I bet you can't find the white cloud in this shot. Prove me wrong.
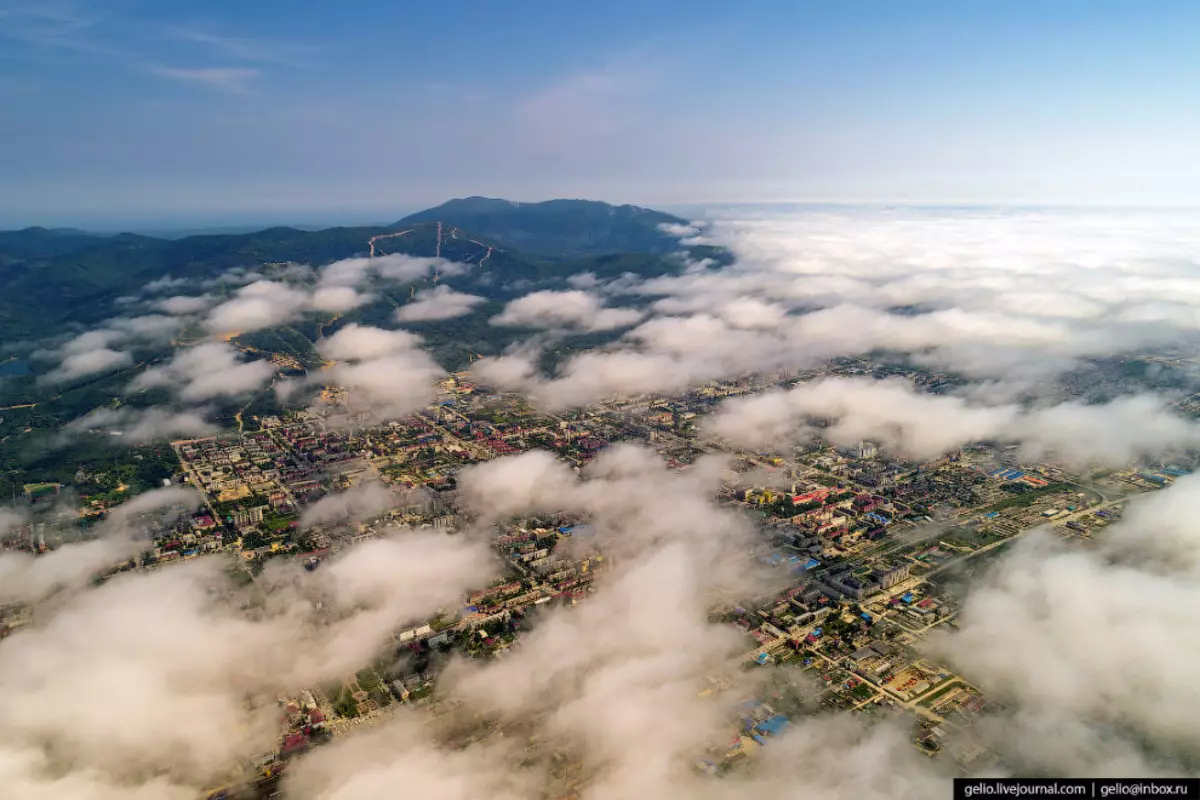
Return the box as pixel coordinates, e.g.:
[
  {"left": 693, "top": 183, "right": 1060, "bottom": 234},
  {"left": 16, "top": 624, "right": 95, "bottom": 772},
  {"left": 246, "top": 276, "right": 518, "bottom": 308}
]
[
  {"left": 299, "top": 481, "right": 400, "bottom": 528},
  {"left": 0, "top": 522, "right": 500, "bottom": 796},
  {"left": 203, "top": 280, "right": 310, "bottom": 335},
  {"left": 705, "top": 376, "right": 1200, "bottom": 467},
  {"left": 40, "top": 315, "right": 182, "bottom": 383},
  {"left": 44, "top": 346, "right": 132, "bottom": 383},
  {"left": 395, "top": 285, "right": 485, "bottom": 322},
  {"left": 313, "top": 324, "right": 444, "bottom": 419},
  {"left": 928, "top": 473, "right": 1200, "bottom": 773},
  {"left": 131, "top": 342, "right": 275, "bottom": 401},
  {"left": 492, "top": 290, "right": 643, "bottom": 332},
  {"left": 153, "top": 294, "right": 213, "bottom": 315},
  {"left": 309, "top": 284, "right": 375, "bottom": 313},
  {"left": 0, "top": 486, "right": 201, "bottom": 603},
  {"left": 151, "top": 66, "right": 261, "bottom": 93},
  {"left": 66, "top": 407, "right": 216, "bottom": 443},
  {"left": 476, "top": 208, "right": 1200, "bottom": 408}
]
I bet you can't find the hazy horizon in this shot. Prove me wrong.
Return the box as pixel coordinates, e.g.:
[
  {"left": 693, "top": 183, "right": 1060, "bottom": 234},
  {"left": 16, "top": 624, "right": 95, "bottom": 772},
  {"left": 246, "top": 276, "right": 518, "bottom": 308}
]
[
  {"left": 15, "top": 198, "right": 1200, "bottom": 236},
  {"left": 5, "top": 0, "right": 1200, "bottom": 227}
]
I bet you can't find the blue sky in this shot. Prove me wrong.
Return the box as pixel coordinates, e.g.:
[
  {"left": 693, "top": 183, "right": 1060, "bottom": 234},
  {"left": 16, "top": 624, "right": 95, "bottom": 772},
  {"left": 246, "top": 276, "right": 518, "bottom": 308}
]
[{"left": 2, "top": 0, "right": 1199, "bottom": 228}]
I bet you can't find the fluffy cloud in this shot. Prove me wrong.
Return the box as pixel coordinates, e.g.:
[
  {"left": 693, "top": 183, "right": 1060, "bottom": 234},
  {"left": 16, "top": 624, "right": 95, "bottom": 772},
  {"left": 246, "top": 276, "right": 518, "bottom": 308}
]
[
  {"left": 324, "top": 254, "right": 450, "bottom": 286},
  {"left": 300, "top": 480, "right": 401, "bottom": 528},
  {"left": 309, "top": 284, "right": 375, "bottom": 313},
  {"left": 473, "top": 208, "right": 1200, "bottom": 408},
  {"left": 0, "top": 522, "right": 499, "bottom": 796},
  {"left": 313, "top": 324, "right": 444, "bottom": 420},
  {"left": 40, "top": 315, "right": 182, "bottom": 383},
  {"left": 106, "top": 314, "right": 180, "bottom": 340},
  {"left": 6, "top": 436, "right": 1200, "bottom": 797},
  {"left": 704, "top": 377, "right": 1200, "bottom": 466},
  {"left": 319, "top": 253, "right": 465, "bottom": 290},
  {"left": 153, "top": 294, "right": 214, "bottom": 315},
  {"left": 132, "top": 342, "right": 275, "bottom": 402},
  {"left": 286, "top": 721, "right": 537, "bottom": 800},
  {"left": 65, "top": 406, "right": 216, "bottom": 443},
  {"left": 204, "top": 280, "right": 311, "bottom": 335},
  {"left": 928, "top": 473, "right": 1200, "bottom": 774},
  {"left": 0, "top": 486, "right": 200, "bottom": 603},
  {"left": 44, "top": 346, "right": 132, "bottom": 383},
  {"left": 492, "top": 290, "right": 644, "bottom": 332},
  {"left": 199, "top": 254, "right": 468, "bottom": 334},
  {"left": 143, "top": 275, "right": 192, "bottom": 293},
  {"left": 395, "top": 285, "right": 486, "bottom": 322},
  {"left": 15, "top": 207, "right": 1200, "bottom": 797},
  {"left": 317, "top": 324, "right": 423, "bottom": 361}
]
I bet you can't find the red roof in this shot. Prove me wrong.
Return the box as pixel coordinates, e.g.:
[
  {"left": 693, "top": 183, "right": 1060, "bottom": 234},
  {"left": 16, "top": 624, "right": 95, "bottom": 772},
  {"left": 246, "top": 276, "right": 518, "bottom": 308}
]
[{"left": 281, "top": 733, "right": 309, "bottom": 754}]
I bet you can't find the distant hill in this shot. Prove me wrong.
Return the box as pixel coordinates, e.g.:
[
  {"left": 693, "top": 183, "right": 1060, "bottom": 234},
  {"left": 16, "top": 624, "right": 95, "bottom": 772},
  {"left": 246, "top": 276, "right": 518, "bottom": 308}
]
[
  {"left": 398, "top": 197, "right": 687, "bottom": 259},
  {"left": 0, "top": 226, "right": 388, "bottom": 337},
  {"left": 0, "top": 227, "right": 111, "bottom": 260},
  {"left": 0, "top": 198, "right": 716, "bottom": 342}
]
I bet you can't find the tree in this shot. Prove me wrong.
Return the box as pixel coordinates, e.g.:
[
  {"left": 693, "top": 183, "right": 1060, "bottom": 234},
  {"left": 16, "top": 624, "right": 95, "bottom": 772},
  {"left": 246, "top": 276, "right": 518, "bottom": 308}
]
[{"left": 240, "top": 529, "right": 268, "bottom": 550}]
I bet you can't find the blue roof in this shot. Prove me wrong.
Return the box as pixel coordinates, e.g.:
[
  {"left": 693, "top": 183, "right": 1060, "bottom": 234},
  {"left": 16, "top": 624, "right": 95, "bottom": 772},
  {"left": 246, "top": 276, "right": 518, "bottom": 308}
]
[{"left": 756, "top": 715, "right": 791, "bottom": 737}]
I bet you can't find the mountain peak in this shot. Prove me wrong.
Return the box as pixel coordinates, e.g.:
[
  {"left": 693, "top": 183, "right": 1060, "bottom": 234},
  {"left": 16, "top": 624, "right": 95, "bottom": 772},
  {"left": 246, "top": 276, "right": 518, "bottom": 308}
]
[{"left": 397, "top": 197, "right": 686, "bottom": 259}]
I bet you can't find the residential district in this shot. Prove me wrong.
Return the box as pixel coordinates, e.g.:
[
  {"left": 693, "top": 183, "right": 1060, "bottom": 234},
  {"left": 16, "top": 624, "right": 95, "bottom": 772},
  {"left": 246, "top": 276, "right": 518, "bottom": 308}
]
[{"left": 2, "top": 356, "right": 1196, "bottom": 799}]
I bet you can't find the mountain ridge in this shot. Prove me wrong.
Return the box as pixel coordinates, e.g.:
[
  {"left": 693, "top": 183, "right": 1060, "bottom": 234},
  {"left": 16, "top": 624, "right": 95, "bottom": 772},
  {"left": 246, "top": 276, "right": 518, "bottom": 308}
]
[
  {"left": 0, "top": 198, "right": 718, "bottom": 341},
  {"left": 397, "top": 197, "right": 686, "bottom": 259}
]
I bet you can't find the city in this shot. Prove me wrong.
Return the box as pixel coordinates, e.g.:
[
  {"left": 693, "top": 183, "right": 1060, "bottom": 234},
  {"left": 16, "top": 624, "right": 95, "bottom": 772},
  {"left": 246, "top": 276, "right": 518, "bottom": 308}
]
[{"left": 4, "top": 353, "right": 1189, "bottom": 798}]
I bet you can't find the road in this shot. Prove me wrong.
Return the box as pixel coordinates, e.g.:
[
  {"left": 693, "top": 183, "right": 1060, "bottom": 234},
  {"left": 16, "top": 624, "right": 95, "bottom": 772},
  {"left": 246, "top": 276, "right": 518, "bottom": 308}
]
[
  {"left": 169, "top": 439, "right": 226, "bottom": 526},
  {"left": 925, "top": 494, "right": 1142, "bottom": 579},
  {"left": 367, "top": 229, "right": 414, "bottom": 257},
  {"left": 469, "top": 239, "right": 495, "bottom": 266}
]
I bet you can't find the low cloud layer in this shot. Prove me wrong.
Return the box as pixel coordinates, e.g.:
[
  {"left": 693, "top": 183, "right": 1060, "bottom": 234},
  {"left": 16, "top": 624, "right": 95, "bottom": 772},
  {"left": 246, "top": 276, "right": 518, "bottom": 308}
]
[
  {"left": 928, "top": 472, "right": 1200, "bottom": 775},
  {"left": 492, "top": 290, "right": 644, "bottom": 332},
  {"left": 204, "top": 280, "right": 312, "bottom": 335},
  {"left": 39, "top": 315, "right": 181, "bottom": 383},
  {"left": 299, "top": 480, "right": 401, "bottom": 528},
  {"left": 3, "top": 441, "right": 1200, "bottom": 797},
  {"left": 201, "top": 254, "right": 466, "bottom": 335},
  {"left": 313, "top": 324, "right": 445, "bottom": 420},
  {"left": 0, "top": 523, "right": 499, "bottom": 797},
  {"left": 0, "top": 486, "right": 201, "bottom": 603},
  {"left": 65, "top": 406, "right": 216, "bottom": 443},
  {"left": 132, "top": 341, "right": 276, "bottom": 401},
  {"left": 8, "top": 207, "right": 1200, "bottom": 796},
  {"left": 705, "top": 376, "right": 1200, "bottom": 466},
  {"left": 395, "top": 285, "right": 486, "bottom": 322},
  {"left": 475, "top": 208, "right": 1200, "bottom": 408}
]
